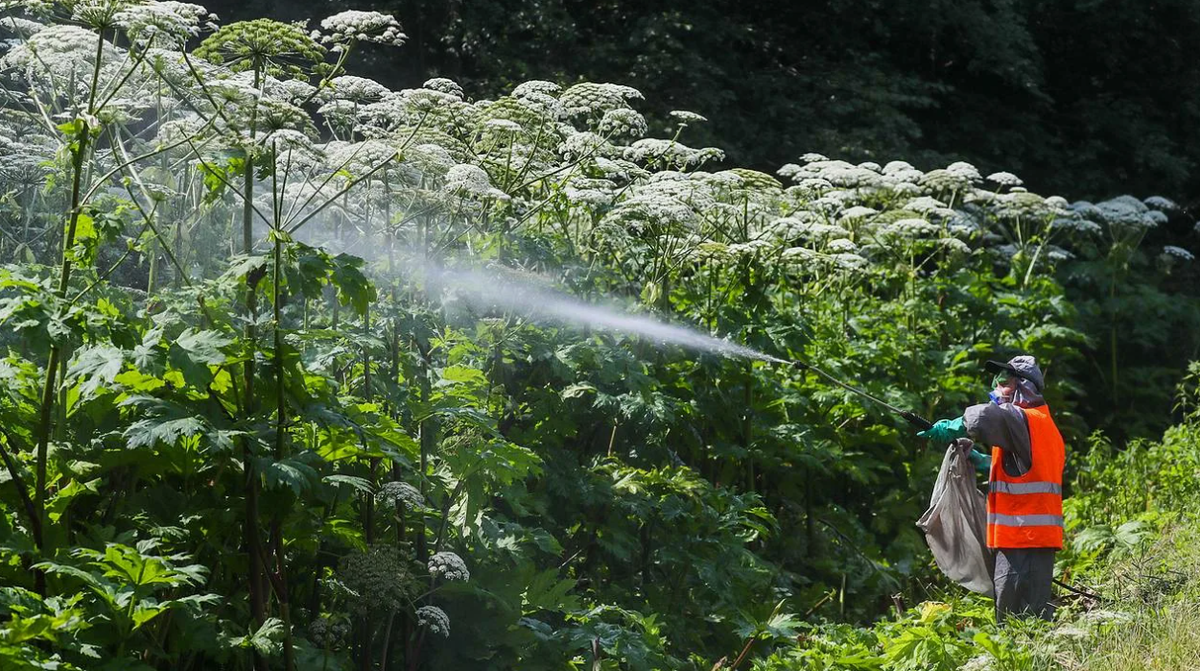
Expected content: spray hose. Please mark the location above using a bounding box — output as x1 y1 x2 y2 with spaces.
785 359 934 431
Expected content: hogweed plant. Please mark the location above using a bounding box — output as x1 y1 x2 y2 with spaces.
0 1 1197 670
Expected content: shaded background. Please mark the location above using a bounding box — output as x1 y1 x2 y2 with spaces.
206 0 1200 210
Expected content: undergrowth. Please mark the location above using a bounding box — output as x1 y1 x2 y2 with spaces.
754 416 1200 671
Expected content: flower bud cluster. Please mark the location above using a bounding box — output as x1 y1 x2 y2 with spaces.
334 545 418 614
427 551 470 582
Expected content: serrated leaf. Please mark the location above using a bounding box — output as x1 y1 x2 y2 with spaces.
521 568 578 613
261 458 319 495
247 617 285 656
168 328 230 389
323 474 374 495
560 382 596 399
124 417 205 449
132 603 167 629
68 345 125 399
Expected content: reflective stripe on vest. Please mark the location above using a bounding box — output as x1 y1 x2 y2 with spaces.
989 481 1061 495
987 513 1064 527
986 404 1066 550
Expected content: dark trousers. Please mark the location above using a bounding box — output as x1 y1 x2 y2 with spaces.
993 547 1056 622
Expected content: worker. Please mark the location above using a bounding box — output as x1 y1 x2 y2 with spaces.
917 355 1065 622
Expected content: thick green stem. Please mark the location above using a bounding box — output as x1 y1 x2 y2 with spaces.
33 119 91 564
242 66 268 671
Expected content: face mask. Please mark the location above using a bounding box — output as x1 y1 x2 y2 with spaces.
989 373 1014 405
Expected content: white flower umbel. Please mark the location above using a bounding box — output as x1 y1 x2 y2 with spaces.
986 171 1023 187
776 164 802 179
1046 246 1074 261
1163 245 1195 262
919 169 972 194
512 80 561 98
832 252 868 270
839 206 877 221
416 605 450 637
405 143 456 174
1050 216 1102 235
884 218 941 238
319 10 405 50
820 166 882 189
727 239 773 258
903 196 950 215
514 90 566 119
789 178 834 197
423 77 464 100
557 131 613 160
356 93 412 136
1096 195 1158 230
327 75 390 103
4 24 118 95
1144 195 1177 211
115 1 215 46
669 109 707 124
317 99 357 133
443 164 507 200
603 190 701 234
592 157 647 182
269 77 318 105
946 161 982 183
599 107 648 139
403 87 462 113
376 481 424 508
773 218 848 242
826 238 859 253
324 139 399 177
560 82 643 117
564 176 617 207
624 138 724 168
0 16 45 35
427 551 470 581
939 238 972 255
483 118 523 134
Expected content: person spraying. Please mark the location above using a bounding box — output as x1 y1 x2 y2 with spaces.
918 355 1065 622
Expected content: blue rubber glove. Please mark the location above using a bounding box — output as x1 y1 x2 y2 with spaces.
967 448 992 472
917 416 968 444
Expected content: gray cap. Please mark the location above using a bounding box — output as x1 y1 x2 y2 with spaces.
985 355 1045 392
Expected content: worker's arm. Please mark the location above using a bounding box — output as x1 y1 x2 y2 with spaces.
966 448 991 472
950 437 991 472
963 402 1032 476
917 416 968 443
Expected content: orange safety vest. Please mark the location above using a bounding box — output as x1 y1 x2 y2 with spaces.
986 405 1065 549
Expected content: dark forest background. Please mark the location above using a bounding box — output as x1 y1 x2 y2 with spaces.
206 0 1200 209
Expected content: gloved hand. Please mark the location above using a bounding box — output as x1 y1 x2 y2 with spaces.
917 416 967 444
967 448 991 472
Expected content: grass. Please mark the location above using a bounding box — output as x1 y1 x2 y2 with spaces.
1056 523 1200 671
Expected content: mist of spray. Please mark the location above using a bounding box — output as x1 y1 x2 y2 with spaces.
426 262 785 363
294 220 784 363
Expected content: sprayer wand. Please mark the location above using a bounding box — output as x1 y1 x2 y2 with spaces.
786 359 934 431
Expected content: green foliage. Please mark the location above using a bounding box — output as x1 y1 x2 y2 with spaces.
0 3 1197 670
